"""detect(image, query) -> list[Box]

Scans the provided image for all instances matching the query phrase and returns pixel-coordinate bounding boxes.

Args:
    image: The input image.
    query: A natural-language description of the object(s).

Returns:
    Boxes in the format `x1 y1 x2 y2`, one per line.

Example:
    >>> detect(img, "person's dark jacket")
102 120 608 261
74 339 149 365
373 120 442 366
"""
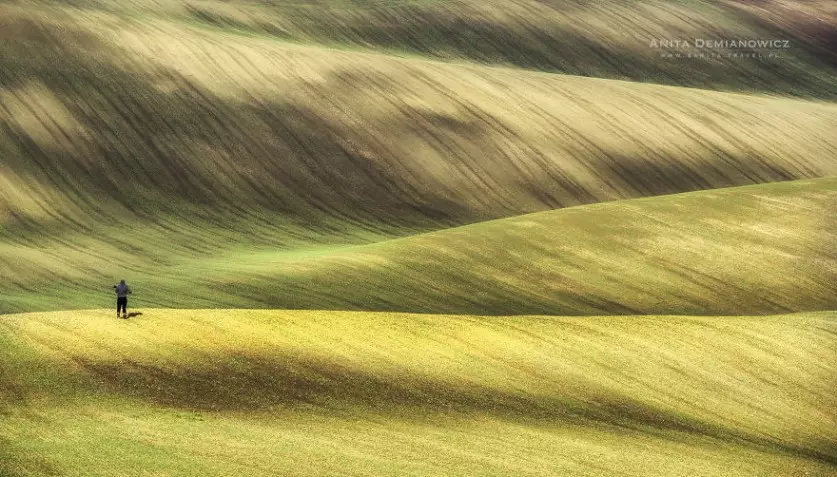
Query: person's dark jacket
115 283 132 298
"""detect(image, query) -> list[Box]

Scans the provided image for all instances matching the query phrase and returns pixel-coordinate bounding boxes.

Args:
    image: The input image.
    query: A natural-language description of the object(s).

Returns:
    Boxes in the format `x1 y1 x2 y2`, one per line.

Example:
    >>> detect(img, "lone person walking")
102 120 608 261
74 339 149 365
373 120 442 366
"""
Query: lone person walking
114 279 132 319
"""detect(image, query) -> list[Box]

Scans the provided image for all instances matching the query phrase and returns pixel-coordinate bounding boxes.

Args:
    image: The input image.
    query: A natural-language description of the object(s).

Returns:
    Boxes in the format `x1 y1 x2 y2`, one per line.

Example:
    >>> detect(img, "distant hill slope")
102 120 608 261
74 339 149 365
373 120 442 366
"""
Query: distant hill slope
3 178 835 314
3 5 837 315
172 178 837 316
2 5 837 232
25 0 837 98
2 310 836 476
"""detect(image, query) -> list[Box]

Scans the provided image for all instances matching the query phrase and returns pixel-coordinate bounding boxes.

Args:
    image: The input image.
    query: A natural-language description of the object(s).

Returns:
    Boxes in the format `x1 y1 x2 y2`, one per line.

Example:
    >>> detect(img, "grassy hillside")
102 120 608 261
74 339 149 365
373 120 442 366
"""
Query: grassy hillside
2 309 836 476
8 0 837 98
3 4 837 233
3 178 836 315
2 3 835 476
202 177 837 316
3 4 837 316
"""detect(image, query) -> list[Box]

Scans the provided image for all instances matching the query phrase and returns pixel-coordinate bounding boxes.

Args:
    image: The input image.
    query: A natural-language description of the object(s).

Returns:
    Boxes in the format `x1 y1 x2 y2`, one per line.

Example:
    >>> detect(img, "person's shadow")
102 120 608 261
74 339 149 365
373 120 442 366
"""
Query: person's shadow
126 312 143 318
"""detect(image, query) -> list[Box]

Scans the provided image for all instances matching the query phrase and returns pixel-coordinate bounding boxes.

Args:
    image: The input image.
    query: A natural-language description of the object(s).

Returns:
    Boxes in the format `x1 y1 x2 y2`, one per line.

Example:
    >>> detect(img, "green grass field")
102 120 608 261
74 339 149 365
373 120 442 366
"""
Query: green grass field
2 0 836 475
3 178 837 315
2 310 836 476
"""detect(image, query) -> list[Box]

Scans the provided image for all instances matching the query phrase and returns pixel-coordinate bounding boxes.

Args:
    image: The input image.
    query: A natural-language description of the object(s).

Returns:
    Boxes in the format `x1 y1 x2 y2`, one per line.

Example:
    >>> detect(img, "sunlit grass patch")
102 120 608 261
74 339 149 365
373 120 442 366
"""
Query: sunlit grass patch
1 309 835 476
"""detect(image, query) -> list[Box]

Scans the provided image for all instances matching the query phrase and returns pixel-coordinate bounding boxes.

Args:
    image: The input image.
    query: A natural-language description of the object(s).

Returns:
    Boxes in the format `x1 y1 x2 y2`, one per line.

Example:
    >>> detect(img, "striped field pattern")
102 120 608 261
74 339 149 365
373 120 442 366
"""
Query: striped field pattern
1 310 836 476
3 178 836 315
1 1 836 476
3 5 837 313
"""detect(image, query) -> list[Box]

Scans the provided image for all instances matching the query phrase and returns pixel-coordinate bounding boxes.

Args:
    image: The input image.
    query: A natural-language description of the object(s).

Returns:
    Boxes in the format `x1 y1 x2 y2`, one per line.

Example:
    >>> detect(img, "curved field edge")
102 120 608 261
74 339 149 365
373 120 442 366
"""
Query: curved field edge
1 309 836 476
4 177 836 315
3 6 837 316
246 176 837 316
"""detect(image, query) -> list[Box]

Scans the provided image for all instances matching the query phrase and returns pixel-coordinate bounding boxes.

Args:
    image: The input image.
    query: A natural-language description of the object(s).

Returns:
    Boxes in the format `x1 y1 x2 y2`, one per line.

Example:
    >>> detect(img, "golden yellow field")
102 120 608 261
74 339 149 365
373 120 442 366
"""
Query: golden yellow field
2 309 836 476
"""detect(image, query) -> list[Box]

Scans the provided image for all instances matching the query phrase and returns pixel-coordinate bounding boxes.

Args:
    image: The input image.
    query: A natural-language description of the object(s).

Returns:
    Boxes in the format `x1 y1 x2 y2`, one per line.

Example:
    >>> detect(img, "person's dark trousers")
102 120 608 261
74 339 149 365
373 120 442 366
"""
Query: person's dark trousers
117 297 127 316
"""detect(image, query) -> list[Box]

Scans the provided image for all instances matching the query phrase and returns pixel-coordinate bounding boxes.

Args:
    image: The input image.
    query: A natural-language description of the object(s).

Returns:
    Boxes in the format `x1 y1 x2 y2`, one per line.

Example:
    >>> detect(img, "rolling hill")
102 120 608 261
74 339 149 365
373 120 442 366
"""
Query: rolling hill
1 309 836 476
3 177 836 315
2 1 836 476
3 3 837 233
9 0 837 97
2 3 837 314
187 177 837 316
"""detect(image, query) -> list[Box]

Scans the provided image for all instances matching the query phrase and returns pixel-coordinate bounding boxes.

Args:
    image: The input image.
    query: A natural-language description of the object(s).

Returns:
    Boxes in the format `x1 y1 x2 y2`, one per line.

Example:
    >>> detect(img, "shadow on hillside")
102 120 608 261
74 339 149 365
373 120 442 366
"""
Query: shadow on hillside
185 1 837 98
126 312 143 318
723 0 837 68
3 10 837 318
72 350 837 465
0 11 474 229
2 8 835 235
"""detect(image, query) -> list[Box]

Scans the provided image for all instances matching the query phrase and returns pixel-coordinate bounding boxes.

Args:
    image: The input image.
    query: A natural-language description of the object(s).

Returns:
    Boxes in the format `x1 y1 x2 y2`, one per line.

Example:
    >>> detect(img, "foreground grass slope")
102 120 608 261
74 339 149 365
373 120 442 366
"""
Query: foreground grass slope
1 310 836 476
4 178 836 315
